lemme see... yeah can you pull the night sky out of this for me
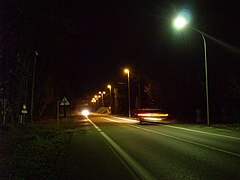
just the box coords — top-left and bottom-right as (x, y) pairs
(2, 0), (240, 101)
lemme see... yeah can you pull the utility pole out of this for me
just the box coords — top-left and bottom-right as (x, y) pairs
(30, 51), (38, 123)
(138, 81), (141, 108)
(2, 88), (5, 124)
(1, 55), (7, 124)
(57, 101), (60, 127)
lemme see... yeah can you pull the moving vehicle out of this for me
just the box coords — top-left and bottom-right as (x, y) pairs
(135, 109), (173, 124)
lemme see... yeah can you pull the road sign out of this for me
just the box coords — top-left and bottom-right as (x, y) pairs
(60, 97), (70, 106)
(21, 110), (27, 114)
(21, 104), (27, 114)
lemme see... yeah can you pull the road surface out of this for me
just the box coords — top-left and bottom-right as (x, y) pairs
(60, 114), (240, 179)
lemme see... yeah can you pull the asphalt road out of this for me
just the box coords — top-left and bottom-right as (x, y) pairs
(61, 114), (240, 180)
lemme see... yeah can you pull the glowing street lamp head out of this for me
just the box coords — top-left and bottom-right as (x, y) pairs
(173, 16), (188, 29)
(173, 9), (192, 30)
(107, 84), (111, 89)
(124, 68), (129, 74)
(99, 91), (105, 95)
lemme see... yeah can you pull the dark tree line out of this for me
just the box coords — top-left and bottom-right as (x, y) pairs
(0, 1), (64, 123)
(1, 1), (239, 124)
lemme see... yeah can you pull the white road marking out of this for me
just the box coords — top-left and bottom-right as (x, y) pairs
(164, 124), (240, 140)
(129, 125), (240, 157)
(111, 117), (240, 141)
(102, 116), (240, 157)
(87, 118), (156, 180)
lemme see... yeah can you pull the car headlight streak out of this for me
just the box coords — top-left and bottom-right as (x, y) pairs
(82, 109), (90, 117)
(137, 113), (169, 117)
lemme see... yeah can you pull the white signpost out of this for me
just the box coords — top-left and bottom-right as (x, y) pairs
(57, 97), (70, 127)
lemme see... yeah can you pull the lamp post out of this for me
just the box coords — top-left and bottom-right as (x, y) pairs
(124, 68), (131, 117)
(173, 14), (210, 126)
(99, 91), (106, 107)
(30, 51), (38, 123)
(107, 85), (112, 112)
(91, 97), (97, 111)
(94, 95), (101, 110)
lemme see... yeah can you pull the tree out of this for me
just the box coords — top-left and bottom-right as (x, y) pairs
(143, 77), (163, 108)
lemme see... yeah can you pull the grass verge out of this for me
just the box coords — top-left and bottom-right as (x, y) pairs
(0, 118), (77, 179)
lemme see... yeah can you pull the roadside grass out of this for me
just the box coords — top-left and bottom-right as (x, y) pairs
(212, 123), (240, 132)
(0, 117), (79, 179)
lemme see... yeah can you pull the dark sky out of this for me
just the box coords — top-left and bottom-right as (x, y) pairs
(2, 0), (240, 99)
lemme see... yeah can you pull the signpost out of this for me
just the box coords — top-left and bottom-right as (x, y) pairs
(57, 97), (70, 127)
(20, 104), (27, 123)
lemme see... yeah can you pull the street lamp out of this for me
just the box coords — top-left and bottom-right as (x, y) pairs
(91, 97), (97, 111)
(173, 13), (210, 126)
(124, 68), (131, 117)
(107, 85), (112, 112)
(30, 51), (38, 123)
(99, 91), (106, 107)
(173, 16), (189, 30)
(94, 95), (101, 110)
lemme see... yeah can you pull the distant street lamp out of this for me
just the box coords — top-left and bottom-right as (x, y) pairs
(173, 12), (210, 126)
(124, 68), (131, 117)
(91, 97), (97, 111)
(107, 85), (112, 112)
(94, 95), (101, 109)
(91, 98), (96, 103)
(99, 91), (106, 107)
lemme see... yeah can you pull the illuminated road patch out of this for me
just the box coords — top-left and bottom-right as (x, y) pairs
(87, 117), (155, 180)
(129, 124), (240, 158)
(102, 117), (139, 124)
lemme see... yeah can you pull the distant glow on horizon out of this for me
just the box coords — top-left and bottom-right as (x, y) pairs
(82, 109), (90, 117)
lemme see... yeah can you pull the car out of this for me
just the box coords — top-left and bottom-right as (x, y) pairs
(135, 108), (174, 124)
